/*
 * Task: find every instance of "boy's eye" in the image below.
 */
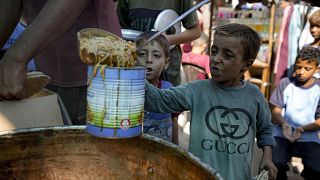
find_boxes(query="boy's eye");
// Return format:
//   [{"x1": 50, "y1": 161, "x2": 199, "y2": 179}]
[
  {"x1": 137, "y1": 51, "x2": 146, "y2": 57},
  {"x1": 211, "y1": 47, "x2": 218, "y2": 55},
  {"x1": 295, "y1": 66, "x2": 313, "y2": 71},
  {"x1": 295, "y1": 66, "x2": 302, "y2": 70},
  {"x1": 154, "y1": 54, "x2": 161, "y2": 58},
  {"x1": 224, "y1": 52, "x2": 235, "y2": 59}
]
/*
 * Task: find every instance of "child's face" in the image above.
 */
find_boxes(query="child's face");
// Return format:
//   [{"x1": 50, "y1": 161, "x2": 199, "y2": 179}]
[
  {"x1": 136, "y1": 41, "x2": 169, "y2": 84},
  {"x1": 294, "y1": 58, "x2": 319, "y2": 85},
  {"x1": 210, "y1": 34, "x2": 248, "y2": 86},
  {"x1": 310, "y1": 24, "x2": 320, "y2": 39}
]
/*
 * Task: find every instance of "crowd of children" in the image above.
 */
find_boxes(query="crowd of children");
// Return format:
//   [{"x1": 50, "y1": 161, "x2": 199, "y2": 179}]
[
  {"x1": 143, "y1": 23, "x2": 278, "y2": 180},
  {"x1": 138, "y1": 8, "x2": 320, "y2": 179}
]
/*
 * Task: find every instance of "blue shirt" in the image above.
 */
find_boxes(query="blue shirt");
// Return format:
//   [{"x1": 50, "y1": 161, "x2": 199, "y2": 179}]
[
  {"x1": 2, "y1": 23, "x2": 36, "y2": 71},
  {"x1": 143, "y1": 80, "x2": 173, "y2": 142}
]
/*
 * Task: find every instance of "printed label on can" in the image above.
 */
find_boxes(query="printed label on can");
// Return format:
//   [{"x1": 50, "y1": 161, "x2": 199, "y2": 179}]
[{"x1": 120, "y1": 119, "x2": 130, "y2": 130}]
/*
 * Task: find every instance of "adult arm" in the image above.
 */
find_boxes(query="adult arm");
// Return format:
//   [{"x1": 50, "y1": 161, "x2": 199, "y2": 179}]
[
  {"x1": 6, "y1": 0, "x2": 91, "y2": 63},
  {"x1": 165, "y1": 0, "x2": 201, "y2": 45},
  {"x1": 0, "y1": 0, "x2": 91, "y2": 100},
  {"x1": 165, "y1": 25, "x2": 201, "y2": 45},
  {"x1": 0, "y1": 0, "x2": 22, "y2": 48}
]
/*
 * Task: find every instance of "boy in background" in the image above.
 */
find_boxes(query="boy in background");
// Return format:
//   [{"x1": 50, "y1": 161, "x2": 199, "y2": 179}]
[
  {"x1": 307, "y1": 9, "x2": 320, "y2": 79},
  {"x1": 270, "y1": 46, "x2": 320, "y2": 180},
  {"x1": 181, "y1": 32, "x2": 211, "y2": 81},
  {"x1": 135, "y1": 31, "x2": 179, "y2": 144},
  {"x1": 117, "y1": 0, "x2": 201, "y2": 86},
  {"x1": 144, "y1": 23, "x2": 278, "y2": 180}
]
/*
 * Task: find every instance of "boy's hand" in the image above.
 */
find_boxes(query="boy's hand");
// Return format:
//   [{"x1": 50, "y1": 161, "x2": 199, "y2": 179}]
[
  {"x1": 282, "y1": 123, "x2": 293, "y2": 142},
  {"x1": 292, "y1": 127, "x2": 303, "y2": 140},
  {"x1": 259, "y1": 159, "x2": 278, "y2": 180},
  {"x1": 260, "y1": 146, "x2": 277, "y2": 180}
]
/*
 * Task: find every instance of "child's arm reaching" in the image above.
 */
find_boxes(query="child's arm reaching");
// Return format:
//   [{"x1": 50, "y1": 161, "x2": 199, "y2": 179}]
[
  {"x1": 144, "y1": 81, "x2": 191, "y2": 113},
  {"x1": 259, "y1": 145, "x2": 278, "y2": 180}
]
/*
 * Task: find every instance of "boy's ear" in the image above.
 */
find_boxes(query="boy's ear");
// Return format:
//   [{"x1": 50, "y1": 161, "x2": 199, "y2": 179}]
[
  {"x1": 240, "y1": 59, "x2": 254, "y2": 72},
  {"x1": 163, "y1": 58, "x2": 170, "y2": 70}
]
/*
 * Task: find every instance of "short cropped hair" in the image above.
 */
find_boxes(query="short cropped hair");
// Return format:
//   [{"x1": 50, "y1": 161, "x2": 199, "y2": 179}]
[
  {"x1": 296, "y1": 46, "x2": 320, "y2": 66},
  {"x1": 135, "y1": 31, "x2": 170, "y2": 59},
  {"x1": 213, "y1": 23, "x2": 261, "y2": 62},
  {"x1": 309, "y1": 10, "x2": 320, "y2": 26}
]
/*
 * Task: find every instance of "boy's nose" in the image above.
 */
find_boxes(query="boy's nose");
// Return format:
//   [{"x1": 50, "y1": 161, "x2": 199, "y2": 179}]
[
  {"x1": 211, "y1": 55, "x2": 222, "y2": 64},
  {"x1": 297, "y1": 69, "x2": 306, "y2": 75},
  {"x1": 147, "y1": 54, "x2": 152, "y2": 62}
]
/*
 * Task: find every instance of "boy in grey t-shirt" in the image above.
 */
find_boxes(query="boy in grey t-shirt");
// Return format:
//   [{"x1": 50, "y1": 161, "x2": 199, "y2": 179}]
[{"x1": 144, "y1": 23, "x2": 277, "y2": 180}]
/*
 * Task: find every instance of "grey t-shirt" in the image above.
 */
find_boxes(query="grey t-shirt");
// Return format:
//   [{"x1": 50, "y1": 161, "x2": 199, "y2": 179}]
[{"x1": 145, "y1": 79, "x2": 275, "y2": 180}]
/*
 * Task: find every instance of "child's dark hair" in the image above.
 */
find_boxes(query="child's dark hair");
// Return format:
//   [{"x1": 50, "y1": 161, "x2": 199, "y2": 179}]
[
  {"x1": 213, "y1": 23, "x2": 261, "y2": 62},
  {"x1": 135, "y1": 31, "x2": 170, "y2": 58},
  {"x1": 296, "y1": 46, "x2": 320, "y2": 66}
]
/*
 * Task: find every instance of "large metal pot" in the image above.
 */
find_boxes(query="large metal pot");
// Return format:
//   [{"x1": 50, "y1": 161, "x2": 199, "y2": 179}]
[{"x1": 0, "y1": 126, "x2": 222, "y2": 179}]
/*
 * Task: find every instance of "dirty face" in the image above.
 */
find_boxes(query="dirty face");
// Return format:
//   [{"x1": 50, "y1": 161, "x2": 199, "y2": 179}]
[
  {"x1": 210, "y1": 34, "x2": 249, "y2": 87},
  {"x1": 136, "y1": 41, "x2": 169, "y2": 85},
  {"x1": 294, "y1": 58, "x2": 319, "y2": 86}
]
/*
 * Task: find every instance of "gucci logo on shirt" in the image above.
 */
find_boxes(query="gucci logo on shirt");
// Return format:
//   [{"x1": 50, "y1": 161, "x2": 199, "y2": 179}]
[{"x1": 205, "y1": 106, "x2": 253, "y2": 140}]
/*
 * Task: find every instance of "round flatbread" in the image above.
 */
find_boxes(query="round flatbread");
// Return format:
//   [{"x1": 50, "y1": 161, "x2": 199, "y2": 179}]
[{"x1": 23, "y1": 71, "x2": 50, "y2": 98}]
